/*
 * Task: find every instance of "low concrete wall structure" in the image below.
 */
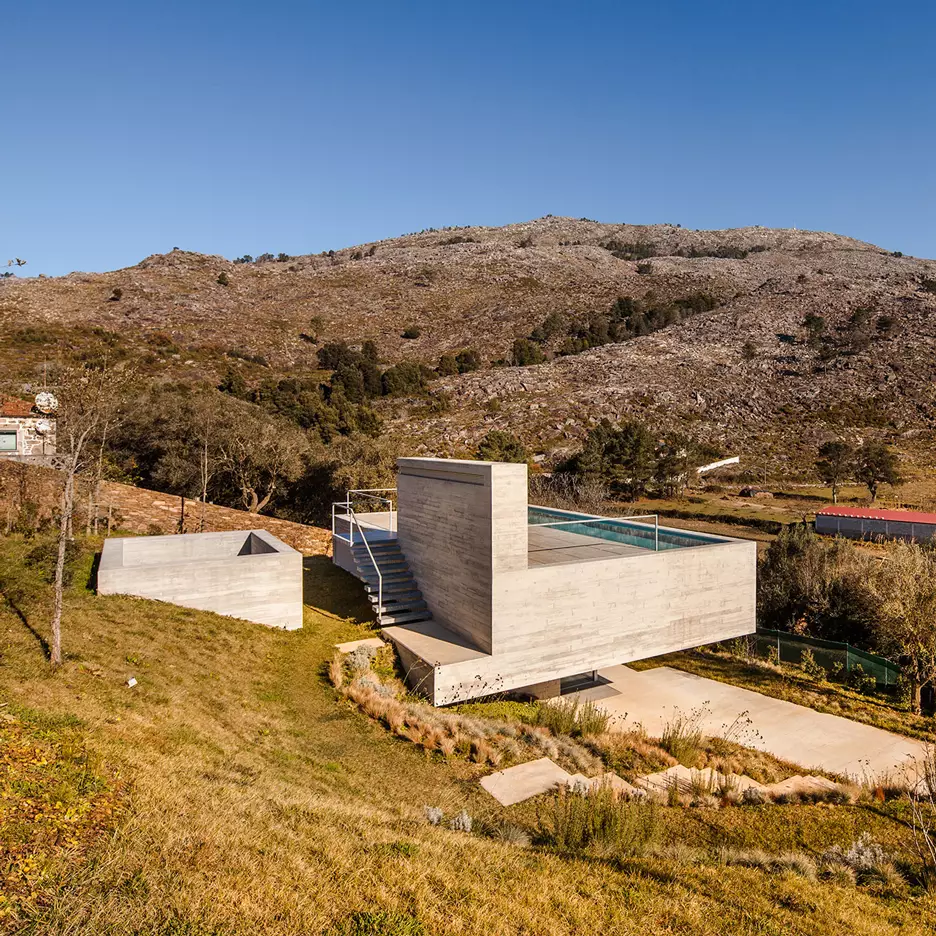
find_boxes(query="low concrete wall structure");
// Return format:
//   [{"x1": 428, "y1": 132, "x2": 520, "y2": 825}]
[{"x1": 98, "y1": 529, "x2": 303, "y2": 630}]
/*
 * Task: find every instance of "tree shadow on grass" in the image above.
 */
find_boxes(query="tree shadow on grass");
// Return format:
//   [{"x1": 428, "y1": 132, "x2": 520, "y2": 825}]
[
  {"x1": 1, "y1": 593, "x2": 50, "y2": 659},
  {"x1": 303, "y1": 555, "x2": 376, "y2": 624}
]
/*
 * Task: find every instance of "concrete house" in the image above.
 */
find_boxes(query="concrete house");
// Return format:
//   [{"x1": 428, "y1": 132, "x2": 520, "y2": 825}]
[
  {"x1": 0, "y1": 397, "x2": 56, "y2": 460},
  {"x1": 333, "y1": 457, "x2": 756, "y2": 705}
]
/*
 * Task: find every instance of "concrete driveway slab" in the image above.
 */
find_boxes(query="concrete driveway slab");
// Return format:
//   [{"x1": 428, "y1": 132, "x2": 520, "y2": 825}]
[{"x1": 566, "y1": 664, "x2": 927, "y2": 784}]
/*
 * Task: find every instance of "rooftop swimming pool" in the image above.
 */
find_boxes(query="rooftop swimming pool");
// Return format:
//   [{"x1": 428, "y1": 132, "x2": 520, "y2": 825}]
[{"x1": 527, "y1": 506, "x2": 727, "y2": 552}]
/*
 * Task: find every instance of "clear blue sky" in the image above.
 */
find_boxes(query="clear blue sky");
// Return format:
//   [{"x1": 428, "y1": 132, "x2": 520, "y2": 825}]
[{"x1": 3, "y1": 0, "x2": 934, "y2": 276}]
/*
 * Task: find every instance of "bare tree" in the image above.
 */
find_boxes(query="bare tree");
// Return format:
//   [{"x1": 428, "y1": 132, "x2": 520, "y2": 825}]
[
  {"x1": 870, "y1": 541, "x2": 936, "y2": 714},
  {"x1": 50, "y1": 362, "x2": 135, "y2": 666},
  {"x1": 215, "y1": 400, "x2": 308, "y2": 513}
]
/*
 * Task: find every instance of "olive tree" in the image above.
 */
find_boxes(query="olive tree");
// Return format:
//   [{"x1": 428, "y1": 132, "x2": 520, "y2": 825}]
[
  {"x1": 816, "y1": 440, "x2": 854, "y2": 504},
  {"x1": 870, "y1": 541, "x2": 936, "y2": 714}
]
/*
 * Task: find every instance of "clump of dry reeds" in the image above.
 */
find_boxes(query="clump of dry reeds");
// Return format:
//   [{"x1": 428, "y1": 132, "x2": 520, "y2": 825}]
[{"x1": 329, "y1": 649, "x2": 601, "y2": 771}]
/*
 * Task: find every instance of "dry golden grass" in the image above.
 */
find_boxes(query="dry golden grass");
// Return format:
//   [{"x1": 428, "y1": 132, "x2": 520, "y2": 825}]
[{"x1": 1, "y1": 539, "x2": 935, "y2": 934}]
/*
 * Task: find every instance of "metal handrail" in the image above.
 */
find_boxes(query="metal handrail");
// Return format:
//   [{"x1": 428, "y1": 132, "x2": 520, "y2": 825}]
[
  {"x1": 332, "y1": 501, "x2": 384, "y2": 622},
  {"x1": 529, "y1": 512, "x2": 661, "y2": 551},
  {"x1": 345, "y1": 488, "x2": 397, "y2": 535}
]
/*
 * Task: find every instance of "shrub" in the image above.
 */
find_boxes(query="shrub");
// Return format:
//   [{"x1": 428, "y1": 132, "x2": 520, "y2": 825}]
[
  {"x1": 108, "y1": 287, "x2": 123, "y2": 301},
  {"x1": 217, "y1": 272, "x2": 230, "y2": 286},
  {"x1": 533, "y1": 698, "x2": 609, "y2": 738},
  {"x1": 449, "y1": 809, "x2": 473, "y2": 833},
  {"x1": 536, "y1": 783, "x2": 658, "y2": 856},
  {"x1": 799, "y1": 648, "x2": 826, "y2": 681},
  {"x1": 436, "y1": 354, "x2": 458, "y2": 377},
  {"x1": 510, "y1": 338, "x2": 545, "y2": 366},
  {"x1": 401, "y1": 327, "x2": 421, "y2": 340},
  {"x1": 636, "y1": 262, "x2": 653, "y2": 275},
  {"x1": 424, "y1": 806, "x2": 443, "y2": 826},
  {"x1": 24, "y1": 539, "x2": 80, "y2": 587},
  {"x1": 846, "y1": 663, "x2": 877, "y2": 695},
  {"x1": 455, "y1": 348, "x2": 481, "y2": 373},
  {"x1": 660, "y1": 707, "x2": 705, "y2": 764},
  {"x1": 476, "y1": 430, "x2": 528, "y2": 464}
]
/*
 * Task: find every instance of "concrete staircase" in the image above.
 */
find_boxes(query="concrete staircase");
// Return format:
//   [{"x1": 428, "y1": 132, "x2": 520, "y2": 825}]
[{"x1": 351, "y1": 540, "x2": 432, "y2": 628}]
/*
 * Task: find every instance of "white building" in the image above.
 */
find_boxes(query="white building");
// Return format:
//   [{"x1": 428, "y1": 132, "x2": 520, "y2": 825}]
[{"x1": 333, "y1": 457, "x2": 756, "y2": 705}]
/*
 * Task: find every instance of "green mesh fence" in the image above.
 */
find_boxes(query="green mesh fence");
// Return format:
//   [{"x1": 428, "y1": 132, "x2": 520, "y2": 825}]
[{"x1": 753, "y1": 629, "x2": 900, "y2": 687}]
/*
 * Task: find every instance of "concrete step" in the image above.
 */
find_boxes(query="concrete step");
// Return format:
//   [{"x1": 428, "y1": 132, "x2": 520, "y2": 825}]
[
  {"x1": 365, "y1": 581, "x2": 420, "y2": 596},
  {"x1": 379, "y1": 609, "x2": 433, "y2": 626},
  {"x1": 352, "y1": 542, "x2": 401, "y2": 556},
  {"x1": 373, "y1": 599, "x2": 428, "y2": 615},
  {"x1": 354, "y1": 558, "x2": 409, "y2": 573},
  {"x1": 361, "y1": 571, "x2": 414, "y2": 586},
  {"x1": 368, "y1": 588, "x2": 422, "y2": 603}
]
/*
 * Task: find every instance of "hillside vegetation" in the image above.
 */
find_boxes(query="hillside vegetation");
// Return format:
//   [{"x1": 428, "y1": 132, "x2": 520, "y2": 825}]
[
  {"x1": 0, "y1": 534, "x2": 934, "y2": 934},
  {"x1": 3, "y1": 217, "x2": 936, "y2": 479}
]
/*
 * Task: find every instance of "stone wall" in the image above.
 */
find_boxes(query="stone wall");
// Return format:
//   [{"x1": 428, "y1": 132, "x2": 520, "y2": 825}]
[
  {"x1": 0, "y1": 416, "x2": 55, "y2": 457},
  {"x1": 0, "y1": 461, "x2": 329, "y2": 555}
]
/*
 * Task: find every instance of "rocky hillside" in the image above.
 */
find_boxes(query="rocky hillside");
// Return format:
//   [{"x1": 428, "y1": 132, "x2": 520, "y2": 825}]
[{"x1": 3, "y1": 216, "x2": 936, "y2": 475}]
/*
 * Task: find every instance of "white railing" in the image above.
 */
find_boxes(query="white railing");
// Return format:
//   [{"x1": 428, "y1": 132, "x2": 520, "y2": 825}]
[
  {"x1": 344, "y1": 487, "x2": 397, "y2": 535},
  {"x1": 332, "y1": 501, "x2": 385, "y2": 621},
  {"x1": 529, "y1": 512, "x2": 661, "y2": 551}
]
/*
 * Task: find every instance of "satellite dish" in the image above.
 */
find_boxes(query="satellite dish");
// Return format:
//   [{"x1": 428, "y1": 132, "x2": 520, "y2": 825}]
[
  {"x1": 34, "y1": 391, "x2": 58, "y2": 414},
  {"x1": 35, "y1": 420, "x2": 52, "y2": 434}
]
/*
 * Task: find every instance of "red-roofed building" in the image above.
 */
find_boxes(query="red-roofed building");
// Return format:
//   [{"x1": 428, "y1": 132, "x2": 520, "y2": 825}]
[
  {"x1": 0, "y1": 397, "x2": 56, "y2": 459},
  {"x1": 816, "y1": 505, "x2": 936, "y2": 544}
]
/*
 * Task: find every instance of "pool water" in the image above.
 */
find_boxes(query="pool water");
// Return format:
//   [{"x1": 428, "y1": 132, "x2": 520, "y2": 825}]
[{"x1": 527, "y1": 506, "x2": 725, "y2": 551}]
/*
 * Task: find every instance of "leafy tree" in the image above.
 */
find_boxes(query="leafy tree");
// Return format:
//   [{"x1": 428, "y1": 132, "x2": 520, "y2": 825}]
[
  {"x1": 756, "y1": 524, "x2": 878, "y2": 644},
  {"x1": 560, "y1": 419, "x2": 657, "y2": 500},
  {"x1": 654, "y1": 433, "x2": 705, "y2": 496},
  {"x1": 855, "y1": 440, "x2": 901, "y2": 501},
  {"x1": 212, "y1": 400, "x2": 309, "y2": 513},
  {"x1": 277, "y1": 252, "x2": 290, "y2": 262},
  {"x1": 870, "y1": 542, "x2": 936, "y2": 714},
  {"x1": 476, "y1": 430, "x2": 528, "y2": 463},
  {"x1": 510, "y1": 338, "x2": 545, "y2": 366},
  {"x1": 381, "y1": 362, "x2": 431, "y2": 396},
  {"x1": 803, "y1": 313, "x2": 826, "y2": 345},
  {"x1": 815, "y1": 440, "x2": 854, "y2": 504},
  {"x1": 455, "y1": 348, "x2": 481, "y2": 373},
  {"x1": 437, "y1": 354, "x2": 459, "y2": 377}
]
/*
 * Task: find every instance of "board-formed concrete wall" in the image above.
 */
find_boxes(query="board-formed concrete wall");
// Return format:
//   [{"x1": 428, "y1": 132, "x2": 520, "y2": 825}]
[
  {"x1": 430, "y1": 537, "x2": 756, "y2": 703},
  {"x1": 97, "y1": 529, "x2": 303, "y2": 630},
  {"x1": 396, "y1": 459, "x2": 527, "y2": 653},
  {"x1": 389, "y1": 457, "x2": 757, "y2": 705}
]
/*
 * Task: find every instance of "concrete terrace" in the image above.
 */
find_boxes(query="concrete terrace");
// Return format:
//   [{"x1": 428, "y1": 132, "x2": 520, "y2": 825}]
[
  {"x1": 339, "y1": 508, "x2": 650, "y2": 568},
  {"x1": 333, "y1": 458, "x2": 757, "y2": 705}
]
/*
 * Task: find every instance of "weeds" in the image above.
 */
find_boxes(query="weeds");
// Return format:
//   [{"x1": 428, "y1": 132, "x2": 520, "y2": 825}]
[
  {"x1": 660, "y1": 706, "x2": 706, "y2": 764},
  {"x1": 533, "y1": 697, "x2": 610, "y2": 737},
  {"x1": 537, "y1": 782, "x2": 659, "y2": 857}
]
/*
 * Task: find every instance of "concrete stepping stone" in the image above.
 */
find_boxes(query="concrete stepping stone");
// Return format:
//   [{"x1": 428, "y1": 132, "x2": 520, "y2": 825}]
[
  {"x1": 334, "y1": 636, "x2": 385, "y2": 654},
  {"x1": 480, "y1": 757, "x2": 571, "y2": 806},
  {"x1": 635, "y1": 765, "x2": 767, "y2": 798},
  {"x1": 762, "y1": 775, "x2": 840, "y2": 798}
]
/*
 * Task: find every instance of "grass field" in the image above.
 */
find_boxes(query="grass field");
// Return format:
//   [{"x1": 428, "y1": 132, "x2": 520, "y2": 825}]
[{"x1": 1, "y1": 535, "x2": 934, "y2": 934}]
